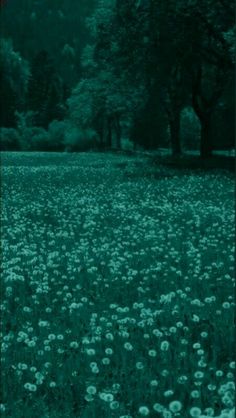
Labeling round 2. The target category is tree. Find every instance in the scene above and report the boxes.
[0,38,30,127]
[1,0,96,88]
[68,0,147,149]
[182,0,235,157]
[27,50,65,128]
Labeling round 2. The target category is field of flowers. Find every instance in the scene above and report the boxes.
[1,152,235,418]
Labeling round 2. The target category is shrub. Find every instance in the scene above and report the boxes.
[121,137,134,151]
[48,120,68,151]
[63,125,98,152]
[18,127,49,151]
[0,128,21,151]
[15,113,68,151]
[31,128,51,151]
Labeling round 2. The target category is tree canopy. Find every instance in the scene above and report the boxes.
[0,0,235,155]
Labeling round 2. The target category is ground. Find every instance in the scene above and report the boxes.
[0,152,235,418]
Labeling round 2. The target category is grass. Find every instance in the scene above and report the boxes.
[0,152,235,418]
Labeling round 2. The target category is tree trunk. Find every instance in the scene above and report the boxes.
[169,113,181,156]
[115,116,121,149]
[94,113,104,147]
[200,116,212,158]
[107,117,112,148]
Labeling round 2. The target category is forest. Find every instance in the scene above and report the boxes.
[0,0,235,157]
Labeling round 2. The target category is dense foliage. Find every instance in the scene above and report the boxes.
[0,0,235,155]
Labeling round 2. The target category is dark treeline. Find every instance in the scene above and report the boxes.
[0,0,235,156]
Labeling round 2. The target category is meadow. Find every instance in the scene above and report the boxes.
[0,152,235,418]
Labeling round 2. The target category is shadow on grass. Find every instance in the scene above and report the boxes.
[151,155,235,173]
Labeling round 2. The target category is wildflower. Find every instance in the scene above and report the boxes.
[105,348,113,355]
[120,416,133,418]
[207,384,216,391]
[227,381,235,390]
[86,386,97,395]
[136,362,144,370]
[216,370,224,377]
[148,349,157,357]
[24,383,37,392]
[190,407,201,417]
[105,333,114,341]
[194,371,204,379]
[222,394,234,407]
[153,329,163,337]
[193,343,201,349]
[124,342,133,351]
[35,372,44,381]
[18,363,28,370]
[160,341,170,351]
[85,394,94,402]
[150,380,159,387]
[102,357,110,365]
[38,320,49,328]
[169,327,177,334]
[153,403,164,412]
[161,370,169,377]
[48,334,56,341]
[138,406,150,416]
[70,341,79,349]
[164,390,174,397]
[44,345,51,351]
[103,393,114,402]
[112,383,121,392]
[191,390,200,398]
[204,408,214,416]
[49,381,56,388]
[23,306,32,313]
[198,359,207,368]
[168,400,183,415]
[90,362,97,368]
[27,340,36,347]
[110,401,120,410]
[86,348,96,355]
[0,404,6,412]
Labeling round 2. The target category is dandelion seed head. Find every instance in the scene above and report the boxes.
[86,385,97,395]
[138,406,150,416]
[190,407,202,417]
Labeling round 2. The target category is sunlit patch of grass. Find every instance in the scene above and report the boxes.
[1,152,235,418]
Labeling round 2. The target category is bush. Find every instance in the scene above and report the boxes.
[31,128,51,151]
[48,120,67,151]
[121,137,134,151]
[0,128,21,150]
[18,127,50,151]
[63,125,98,152]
